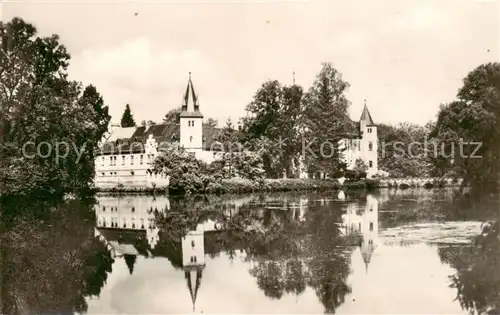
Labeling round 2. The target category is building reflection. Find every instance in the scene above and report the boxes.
[182,225,207,313]
[94,196,170,262]
[341,194,379,271]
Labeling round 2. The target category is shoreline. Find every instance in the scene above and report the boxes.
[93,177,463,196]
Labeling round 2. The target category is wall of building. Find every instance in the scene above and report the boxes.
[94,151,170,189]
[180,117,203,151]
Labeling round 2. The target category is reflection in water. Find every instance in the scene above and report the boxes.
[1,189,499,314]
[342,194,379,272]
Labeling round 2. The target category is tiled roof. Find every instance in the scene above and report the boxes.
[99,123,222,155]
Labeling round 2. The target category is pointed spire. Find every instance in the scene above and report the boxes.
[359,99,374,125]
[182,72,200,113]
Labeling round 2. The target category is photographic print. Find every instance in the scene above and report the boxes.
[0,0,499,314]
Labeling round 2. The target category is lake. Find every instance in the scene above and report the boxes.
[1,188,499,314]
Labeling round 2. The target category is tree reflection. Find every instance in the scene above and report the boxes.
[439,221,500,314]
[0,199,112,315]
[202,195,354,313]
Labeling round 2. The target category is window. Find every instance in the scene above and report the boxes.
[131,155,134,165]
[191,240,195,248]
[140,155,143,165]
[191,120,194,127]
[140,218,145,229]
[103,206,106,211]
[131,207,135,212]
[101,156,105,166]
[101,172,105,176]
[122,156,125,165]
[369,142,373,151]
[369,222,374,231]
[369,160,373,167]
[190,136,193,142]
[190,256,197,263]
[131,171,135,176]
[369,240,373,245]
[370,207,373,212]
[109,156,113,165]
[368,128,372,133]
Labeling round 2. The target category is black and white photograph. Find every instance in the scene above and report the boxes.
[0,0,499,314]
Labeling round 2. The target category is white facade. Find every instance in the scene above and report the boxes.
[94,151,170,189]
[339,103,379,177]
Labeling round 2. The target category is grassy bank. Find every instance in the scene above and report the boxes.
[95,178,379,195]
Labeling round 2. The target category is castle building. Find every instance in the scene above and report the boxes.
[338,101,379,178]
[94,73,223,189]
[94,74,378,188]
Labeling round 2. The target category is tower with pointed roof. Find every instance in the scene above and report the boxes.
[180,72,204,154]
[359,100,378,177]
[182,225,206,312]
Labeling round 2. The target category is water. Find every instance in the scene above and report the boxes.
[1,188,499,314]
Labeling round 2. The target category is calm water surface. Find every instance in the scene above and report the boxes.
[1,188,500,314]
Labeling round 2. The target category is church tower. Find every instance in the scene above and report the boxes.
[359,101,378,177]
[182,225,206,312]
[180,73,204,154]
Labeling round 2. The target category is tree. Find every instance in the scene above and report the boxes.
[151,146,212,195]
[278,84,304,177]
[120,104,136,127]
[378,122,433,178]
[430,63,500,194]
[302,63,351,178]
[0,17,110,197]
[244,80,283,140]
[241,80,305,178]
[205,118,218,128]
[163,107,182,124]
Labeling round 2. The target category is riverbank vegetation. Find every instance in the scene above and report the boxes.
[1,16,499,201]
[0,18,110,199]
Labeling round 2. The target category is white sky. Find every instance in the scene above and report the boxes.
[2,0,499,126]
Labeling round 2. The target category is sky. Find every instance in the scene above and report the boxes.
[2,0,499,126]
